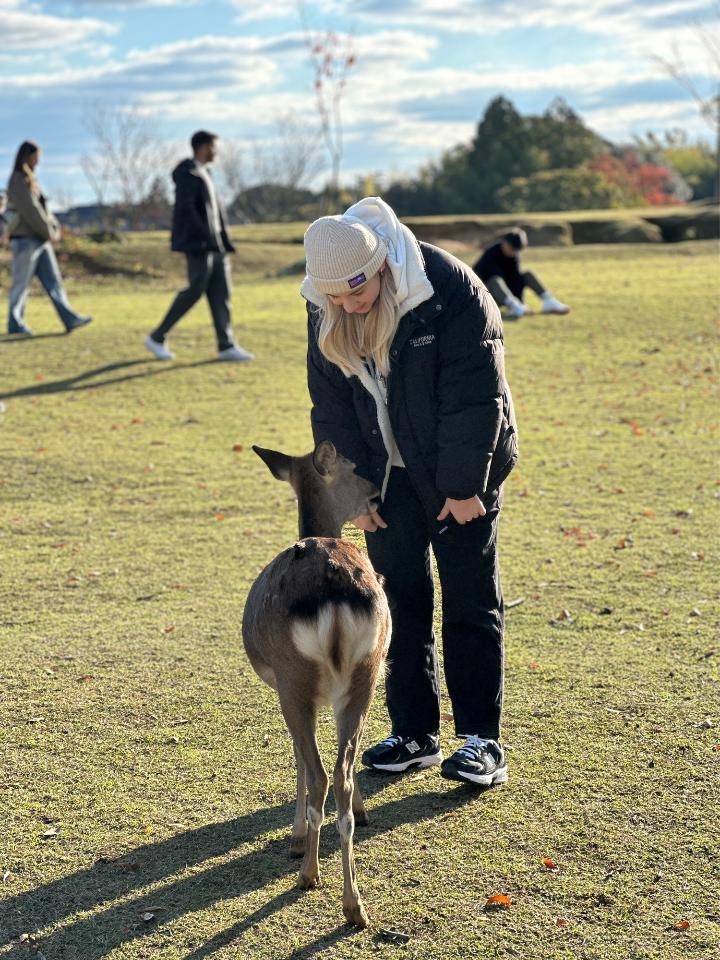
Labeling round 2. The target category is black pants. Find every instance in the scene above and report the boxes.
[365,468,504,740]
[152,252,234,350]
[486,270,545,307]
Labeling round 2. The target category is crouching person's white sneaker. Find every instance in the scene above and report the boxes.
[218,344,255,362]
[541,292,570,315]
[505,296,529,319]
[144,335,175,360]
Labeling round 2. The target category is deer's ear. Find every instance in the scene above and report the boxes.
[312,440,337,476]
[253,445,292,482]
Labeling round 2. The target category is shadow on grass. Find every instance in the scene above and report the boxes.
[0,358,222,401]
[0,331,66,342]
[1,774,487,958]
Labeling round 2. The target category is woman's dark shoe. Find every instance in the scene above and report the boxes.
[361,732,442,773]
[8,323,33,335]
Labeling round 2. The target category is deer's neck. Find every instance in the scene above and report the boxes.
[298,497,341,539]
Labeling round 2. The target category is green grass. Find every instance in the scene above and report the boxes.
[0,239,719,960]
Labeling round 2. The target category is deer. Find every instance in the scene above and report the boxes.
[242,440,391,928]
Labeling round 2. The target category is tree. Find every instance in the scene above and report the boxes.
[466,96,538,211]
[527,97,608,170]
[498,168,629,212]
[654,3,720,192]
[633,130,717,200]
[217,116,322,222]
[81,103,174,227]
[589,151,690,206]
[297,1,357,211]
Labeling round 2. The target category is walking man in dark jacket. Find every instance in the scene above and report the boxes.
[145,130,253,362]
[473,227,570,319]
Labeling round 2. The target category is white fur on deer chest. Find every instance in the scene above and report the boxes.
[291,604,381,708]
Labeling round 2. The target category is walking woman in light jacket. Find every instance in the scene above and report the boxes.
[6,141,92,335]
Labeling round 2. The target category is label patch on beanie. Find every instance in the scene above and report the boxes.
[348,272,367,289]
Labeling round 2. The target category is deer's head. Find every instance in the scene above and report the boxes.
[253,441,379,539]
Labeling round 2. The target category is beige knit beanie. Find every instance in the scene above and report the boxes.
[304,215,388,294]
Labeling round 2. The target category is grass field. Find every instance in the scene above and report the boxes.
[0,238,718,960]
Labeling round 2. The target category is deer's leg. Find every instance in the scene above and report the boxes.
[334,697,371,928]
[282,700,328,890]
[352,765,368,827]
[290,740,307,858]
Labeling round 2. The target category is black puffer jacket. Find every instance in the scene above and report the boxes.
[307,242,518,525]
[169,159,235,255]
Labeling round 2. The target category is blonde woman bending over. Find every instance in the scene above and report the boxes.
[303,197,518,787]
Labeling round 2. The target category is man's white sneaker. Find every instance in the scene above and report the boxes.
[144,335,175,360]
[218,344,255,362]
[541,293,570,315]
[505,296,529,319]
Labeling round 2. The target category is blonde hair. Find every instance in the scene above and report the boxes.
[318,269,399,378]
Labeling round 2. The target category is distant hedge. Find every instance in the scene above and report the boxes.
[403,207,718,248]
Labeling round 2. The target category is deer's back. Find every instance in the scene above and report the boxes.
[242,538,389,705]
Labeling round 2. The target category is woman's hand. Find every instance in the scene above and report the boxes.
[351,510,388,532]
[437,495,486,525]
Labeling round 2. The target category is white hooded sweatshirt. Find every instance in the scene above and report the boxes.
[302,197,436,496]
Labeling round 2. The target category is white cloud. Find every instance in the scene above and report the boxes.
[230,0,299,21]
[583,97,711,141]
[0,0,116,49]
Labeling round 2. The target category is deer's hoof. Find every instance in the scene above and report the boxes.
[344,900,369,928]
[290,836,306,858]
[297,871,320,890]
[354,810,369,827]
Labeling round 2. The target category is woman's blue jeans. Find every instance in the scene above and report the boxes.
[8,237,82,332]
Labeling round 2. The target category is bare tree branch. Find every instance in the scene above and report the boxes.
[81,102,174,226]
[297,0,356,210]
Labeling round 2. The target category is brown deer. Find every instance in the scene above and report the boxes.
[242,440,391,927]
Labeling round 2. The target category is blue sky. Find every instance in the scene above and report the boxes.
[1,0,716,207]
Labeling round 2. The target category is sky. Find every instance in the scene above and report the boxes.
[0,0,717,208]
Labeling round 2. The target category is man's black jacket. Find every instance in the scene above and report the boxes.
[169,159,235,255]
[473,242,523,299]
[307,242,518,525]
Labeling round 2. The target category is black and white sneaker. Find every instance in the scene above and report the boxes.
[440,736,508,786]
[361,733,442,773]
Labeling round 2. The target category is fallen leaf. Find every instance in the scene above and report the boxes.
[529,660,539,670]
[77,675,94,682]
[232,443,243,452]
[162,625,176,634]
[41,826,60,838]
[557,609,573,622]
[543,857,559,871]
[691,551,705,561]
[672,919,690,930]
[484,893,511,910]
[556,917,568,927]
[3,870,12,882]
[214,514,225,521]
[440,712,454,723]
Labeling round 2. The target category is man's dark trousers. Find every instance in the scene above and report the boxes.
[365,467,504,741]
[152,252,233,350]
